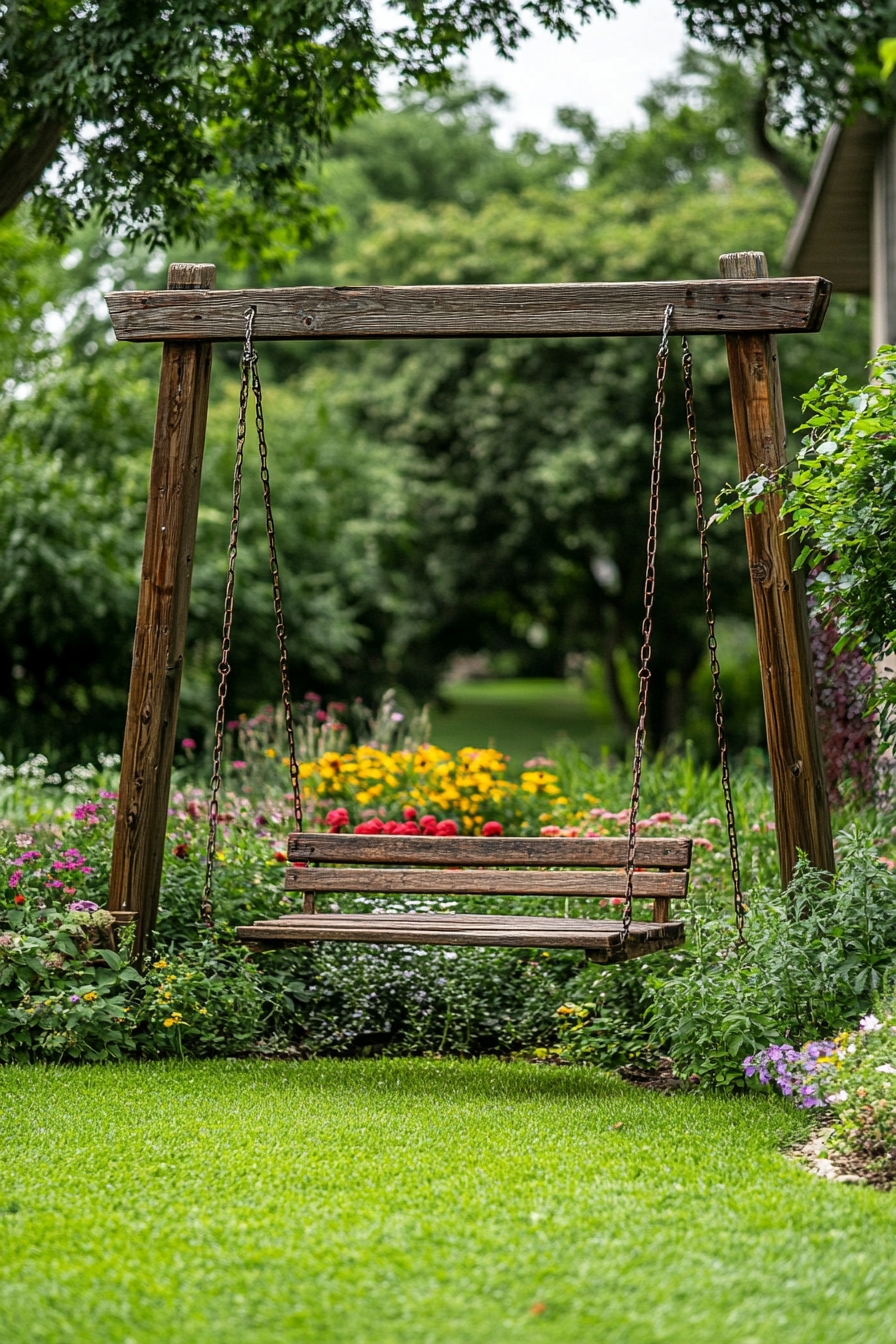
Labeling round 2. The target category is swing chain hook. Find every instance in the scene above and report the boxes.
[681,336,746,946]
[622,303,674,950]
[202,308,303,929]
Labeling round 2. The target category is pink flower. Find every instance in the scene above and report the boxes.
[482,821,503,837]
[232,760,247,770]
[19,850,41,862]
[383,820,399,833]
[354,819,384,834]
[420,815,439,834]
[694,838,714,851]
[540,825,561,836]
[705,817,722,827]
[326,807,350,833]
[304,691,321,703]
[187,800,203,820]
[403,806,418,821]
[394,821,421,835]
[181,738,197,750]
[650,812,672,823]
[8,870,22,888]
[226,719,241,731]
[316,710,328,722]
[435,819,459,836]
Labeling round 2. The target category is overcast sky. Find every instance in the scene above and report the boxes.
[376,0,690,142]
[463,0,689,141]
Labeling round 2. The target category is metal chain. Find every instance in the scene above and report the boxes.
[202,312,252,925]
[682,336,746,944]
[622,304,674,946]
[202,308,303,928]
[247,312,303,835]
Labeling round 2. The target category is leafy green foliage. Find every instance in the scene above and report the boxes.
[138,941,263,1057]
[650,831,896,1087]
[678,0,896,134]
[0,0,614,257]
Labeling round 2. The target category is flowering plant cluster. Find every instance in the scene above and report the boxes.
[745,1004,896,1176]
[139,942,262,1057]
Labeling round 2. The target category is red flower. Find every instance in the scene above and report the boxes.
[394,821,421,835]
[326,807,350,833]
[435,819,458,836]
[355,819,384,834]
[13,894,25,906]
[402,806,417,821]
[482,821,503,837]
[273,850,288,862]
[173,842,190,859]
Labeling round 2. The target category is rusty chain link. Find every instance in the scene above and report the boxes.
[682,336,746,944]
[622,305,674,947]
[203,307,302,927]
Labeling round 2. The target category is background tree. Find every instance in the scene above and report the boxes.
[0,55,871,762]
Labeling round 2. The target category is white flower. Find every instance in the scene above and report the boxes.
[860,1013,883,1033]
[847,1043,856,1054]
[875,1063,896,1075]
[826,1090,848,1103]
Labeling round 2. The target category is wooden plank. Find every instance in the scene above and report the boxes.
[720,252,834,884]
[235,911,686,951]
[286,834,692,868]
[283,867,687,897]
[106,278,832,343]
[107,263,216,956]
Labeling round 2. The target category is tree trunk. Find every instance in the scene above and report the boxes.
[0,119,67,220]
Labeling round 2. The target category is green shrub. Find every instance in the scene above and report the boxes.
[0,904,140,1061]
[135,940,263,1057]
[648,829,896,1086]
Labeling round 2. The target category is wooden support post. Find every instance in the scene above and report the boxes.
[720,251,834,884]
[108,263,215,955]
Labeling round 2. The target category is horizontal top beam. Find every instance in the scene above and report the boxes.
[106,277,831,343]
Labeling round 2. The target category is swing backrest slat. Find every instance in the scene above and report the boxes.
[286,833,691,867]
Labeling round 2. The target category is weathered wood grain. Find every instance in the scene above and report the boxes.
[236,911,686,953]
[283,867,687,897]
[720,252,835,884]
[106,278,832,343]
[286,834,692,868]
[107,263,216,956]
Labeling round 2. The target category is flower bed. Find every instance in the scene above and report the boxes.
[745,1003,896,1184]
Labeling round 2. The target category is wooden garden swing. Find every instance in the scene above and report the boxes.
[105,252,836,961]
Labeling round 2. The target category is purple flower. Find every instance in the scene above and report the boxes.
[69,994,80,1003]
[67,900,99,912]
[18,850,41,862]
[8,870,21,889]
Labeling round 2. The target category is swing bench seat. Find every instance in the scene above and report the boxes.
[236,834,690,963]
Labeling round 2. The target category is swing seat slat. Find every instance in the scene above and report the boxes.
[236,912,685,962]
[235,832,691,963]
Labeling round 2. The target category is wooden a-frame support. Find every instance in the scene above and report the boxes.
[107,254,834,955]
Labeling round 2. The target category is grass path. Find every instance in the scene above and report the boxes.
[1,1059,894,1343]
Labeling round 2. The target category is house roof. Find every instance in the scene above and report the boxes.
[784,113,884,293]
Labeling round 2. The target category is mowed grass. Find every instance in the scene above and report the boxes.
[1,1060,895,1344]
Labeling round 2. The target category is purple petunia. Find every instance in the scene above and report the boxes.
[67,900,99,912]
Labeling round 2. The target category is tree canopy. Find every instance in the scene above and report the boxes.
[0,0,610,253]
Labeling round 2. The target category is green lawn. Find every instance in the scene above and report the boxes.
[429,679,616,768]
[1,1060,894,1343]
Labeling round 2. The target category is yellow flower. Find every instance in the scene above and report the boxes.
[153,959,168,970]
[163,1012,184,1028]
[83,992,98,1002]
[265,748,276,759]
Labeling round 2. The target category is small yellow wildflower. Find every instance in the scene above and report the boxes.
[153,959,168,970]
[83,992,98,1002]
